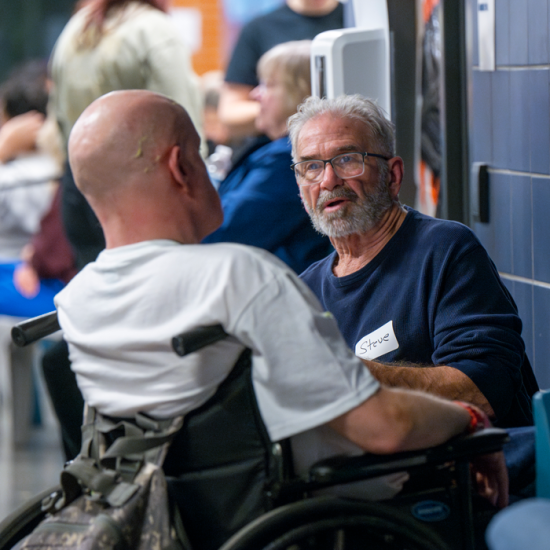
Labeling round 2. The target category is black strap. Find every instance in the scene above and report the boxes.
[48,408,184,512]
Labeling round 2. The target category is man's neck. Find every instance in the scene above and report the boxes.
[285,0,339,16]
[330,204,407,277]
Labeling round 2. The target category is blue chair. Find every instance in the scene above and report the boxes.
[533,390,550,498]
[485,391,550,549]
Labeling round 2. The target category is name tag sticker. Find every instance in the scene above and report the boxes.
[355,320,399,360]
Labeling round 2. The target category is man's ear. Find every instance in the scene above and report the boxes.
[387,156,404,199]
[167,145,189,190]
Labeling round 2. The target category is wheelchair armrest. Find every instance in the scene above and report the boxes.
[11,311,60,347]
[277,428,509,498]
[172,324,228,356]
[11,313,228,355]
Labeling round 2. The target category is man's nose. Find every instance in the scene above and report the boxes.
[319,162,342,192]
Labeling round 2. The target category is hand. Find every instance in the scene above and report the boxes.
[19,244,35,264]
[13,263,40,298]
[0,111,45,162]
[471,451,509,509]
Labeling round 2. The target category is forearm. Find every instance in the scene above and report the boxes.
[329,386,472,454]
[329,386,508,508]
[218,84,260,139]
[0,111,44,162]
[0,132,17,163]
[363,360,496,418]
[390,389,473,451]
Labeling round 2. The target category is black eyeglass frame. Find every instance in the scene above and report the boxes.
[290,151,392,185]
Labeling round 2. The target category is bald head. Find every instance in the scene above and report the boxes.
[67,90,222,248]
[69,90,198,198]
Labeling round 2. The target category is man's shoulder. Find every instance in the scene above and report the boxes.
[249,137,291,164]
[242,5,294,29]
[135,240,291,272]
[200,241,288,266]
[404,208,480,250]
[56,241,294,309]
[168,241,298,287]
[115,4,176,37]
[300,252,335,283]
[263,136,291,152]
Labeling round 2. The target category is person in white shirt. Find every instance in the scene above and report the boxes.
[0,61,60,260]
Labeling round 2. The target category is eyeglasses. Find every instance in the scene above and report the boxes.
[291,152,391,186]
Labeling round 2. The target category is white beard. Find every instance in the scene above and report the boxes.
[301,178,394,238]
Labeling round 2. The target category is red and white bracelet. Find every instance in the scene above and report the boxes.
[453,401,491,433]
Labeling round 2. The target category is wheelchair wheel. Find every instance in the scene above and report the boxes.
[0,486,57,549]
[220,496,450,550]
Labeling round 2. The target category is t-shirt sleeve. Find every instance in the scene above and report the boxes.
[224,21,263,87]
[229,266,380,442]
[432,243,525,423]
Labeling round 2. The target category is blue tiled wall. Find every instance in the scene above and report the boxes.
[469,0,550,387]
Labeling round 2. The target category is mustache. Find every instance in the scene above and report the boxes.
[316,187,359,210]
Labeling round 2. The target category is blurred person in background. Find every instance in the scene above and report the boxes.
[0,61,78,462]
[203,40,332,274]
[0,61,60,262]
[219,0,343,141]
[0,60,69,318]
[49,0,204,269]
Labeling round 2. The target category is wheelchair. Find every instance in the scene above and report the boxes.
[0,312,509,550]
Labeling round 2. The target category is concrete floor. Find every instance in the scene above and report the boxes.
[0,347,65,524]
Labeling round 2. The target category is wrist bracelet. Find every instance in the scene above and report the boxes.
[453,401,490,433]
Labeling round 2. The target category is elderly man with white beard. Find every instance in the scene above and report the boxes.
[291,94,532,430]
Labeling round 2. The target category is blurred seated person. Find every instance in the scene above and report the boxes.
[0,185,77,317]
[0,60,61,264]
[219,0,343,140]
[203,41,332,274]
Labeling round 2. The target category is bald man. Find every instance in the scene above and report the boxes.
[54,91,507,541]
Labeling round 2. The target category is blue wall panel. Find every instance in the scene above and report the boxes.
[495,0,510,66]
[491,71,511,168]
[511,175,532,278]
[472,71,493,163]
[528,0,549,64]
[509,0,529,65]
[474,172,512,272]
[529,69,550,175]
[509,70,531,172]
[471,0,550,387]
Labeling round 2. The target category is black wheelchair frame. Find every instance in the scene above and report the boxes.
[0,312,509,550]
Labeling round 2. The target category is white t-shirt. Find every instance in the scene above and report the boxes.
[55,241,404,497]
